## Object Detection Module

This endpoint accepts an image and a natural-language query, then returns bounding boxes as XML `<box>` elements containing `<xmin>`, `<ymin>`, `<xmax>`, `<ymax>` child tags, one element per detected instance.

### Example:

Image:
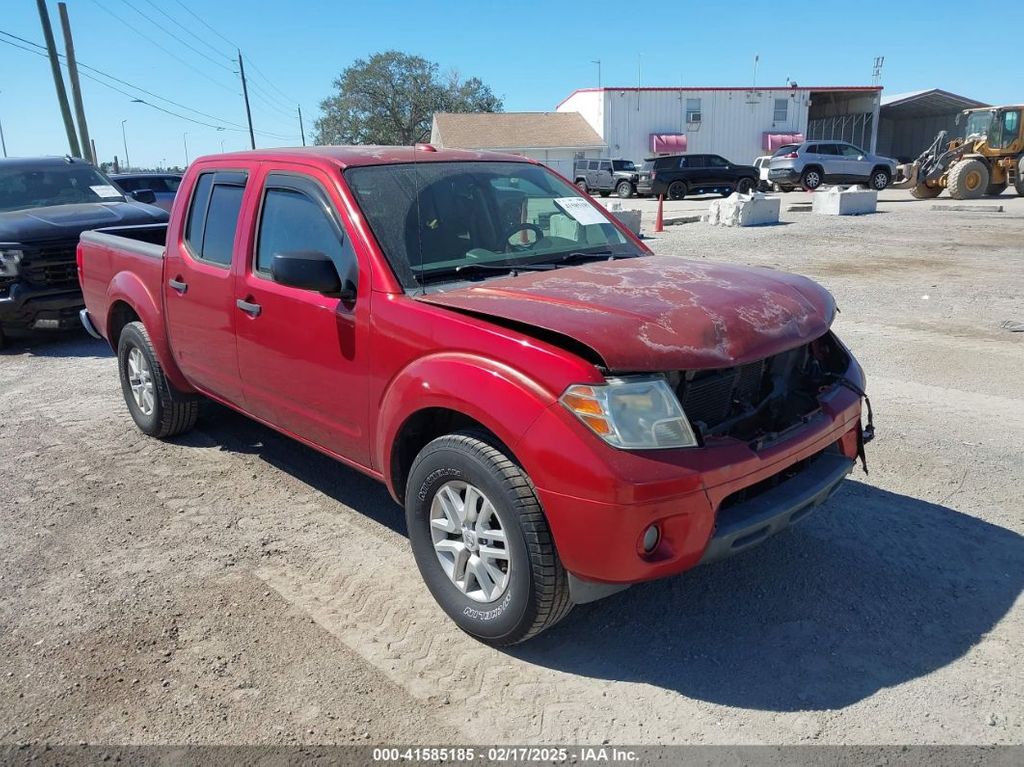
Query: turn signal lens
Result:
<box><xmin>560</xmin><ymin>378</ymin><xmax>698</xmax><ymax>450</ymax></box>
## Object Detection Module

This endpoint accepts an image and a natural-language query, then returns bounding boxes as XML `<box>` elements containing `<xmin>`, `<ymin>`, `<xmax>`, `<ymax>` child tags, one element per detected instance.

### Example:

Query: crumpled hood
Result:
<box><xmin>0</xmin><ymin>202</ymin><xmax>167</xmax><ymax>243</ymax></box>
<box><xmin>418</xmin><ymin>256</ymin><xmax>836</xmax><ymax>371</ymax></box>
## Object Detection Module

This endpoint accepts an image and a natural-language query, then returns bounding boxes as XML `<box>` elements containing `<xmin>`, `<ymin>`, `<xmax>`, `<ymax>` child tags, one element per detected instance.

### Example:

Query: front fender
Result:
<box><xmin>375</xmin><ymin>352</ymin><xmax>556</xmax><ymax>498</ymax></box>
<box><xmin>106</xmin><ymin>271</ymin><xmax>192</xmax><ymax>392</ymax></box>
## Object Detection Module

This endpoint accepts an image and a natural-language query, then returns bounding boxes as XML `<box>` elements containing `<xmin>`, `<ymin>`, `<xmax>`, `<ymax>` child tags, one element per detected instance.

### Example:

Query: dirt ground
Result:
<box><xmin>1</xmin><ymin>190</ymin><xmax>1022</xmax><ymax>747</ymax></box>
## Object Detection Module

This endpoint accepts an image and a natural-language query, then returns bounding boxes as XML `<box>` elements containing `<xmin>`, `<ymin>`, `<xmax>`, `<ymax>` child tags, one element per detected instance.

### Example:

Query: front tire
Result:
<box><xmin>117</xmin><ymin>321</ymin><xmax>198</xmax><ymax>438</ymax></box>
<box><xmin>947</xmin><ymin>158</ymin><xmax>989</xmax><ymax>200</ymax></box>
<box><xmin>985</xmin><ymin>182</ymin><xmax>1006</xmax><ymax>197</ymax></box>
<box><xmin>1015</xmin><ymin>156</ymin><xmax>1024</xmax><ymax>196</ymax></box>
<box><xmin>910</xmin><ymin>183</ymin><xmax>942</xmax><ymax>199</ymax></box>
<box><xmin>575</xmin><ymin>180</ymin><xmax>588</xmax><ymax>193</ymax></box>
<box><xmin>615</xmin><ymin>180</ymin><xmax>634</xmax><ymax>198</ymax></box>
<box><xmin>736</xmin><ymin>177</ymin><xmax>755</xmax><ymax>195</ymax></box>
<box><xmin>406</xmin><ymin>431</ymin><xmax>572</xmax><ymax>646</ymax></box>
<box><xmin>870</xmin><ymin>168</ymin><xmax>891</xmax><ymax>190</ymax></box>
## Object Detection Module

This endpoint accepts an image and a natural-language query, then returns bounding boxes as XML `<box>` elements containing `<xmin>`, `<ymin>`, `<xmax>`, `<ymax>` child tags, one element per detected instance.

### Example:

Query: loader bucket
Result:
<box><xmin>890</xmin><ymin>161</ymin><xmax>920</xmax><ymax>189</ymax></box>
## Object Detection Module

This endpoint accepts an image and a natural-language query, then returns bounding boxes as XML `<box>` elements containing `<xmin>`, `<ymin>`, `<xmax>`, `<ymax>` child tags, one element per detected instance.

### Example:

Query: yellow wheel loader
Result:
<box><xmin>892</xmin><ymin>105</ymin><xmax>1024</xmax><ymax>199</ymax></box>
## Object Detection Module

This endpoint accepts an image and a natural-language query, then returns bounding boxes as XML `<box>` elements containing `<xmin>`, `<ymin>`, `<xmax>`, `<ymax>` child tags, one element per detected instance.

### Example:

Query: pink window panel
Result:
<box><xmin>763</xmin><ymin>132</ymin><xmax>804</xmax><ymax>151</ymax></box>
<box><xmin>650</xmin><ymin>134</ymin><xmax>687</xmax><ymax>153</ymax></box>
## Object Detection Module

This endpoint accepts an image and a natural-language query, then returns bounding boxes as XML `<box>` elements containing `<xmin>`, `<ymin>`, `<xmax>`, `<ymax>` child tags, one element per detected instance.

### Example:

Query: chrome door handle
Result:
<box><xmin>168</xmin><ymin>277</ymin><xmax>187</xmax><ymax>294</ymax></box>
<box><xmin>235</xmin><ymin>298</ymin><xmax>261</xmax><ymax>317</ymax></box>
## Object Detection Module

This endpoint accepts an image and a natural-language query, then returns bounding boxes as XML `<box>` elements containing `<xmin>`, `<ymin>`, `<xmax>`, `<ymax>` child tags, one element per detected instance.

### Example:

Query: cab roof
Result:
<box><xmin>195</xmin><ymin>145</ymin><xmax>534</xmax><ymax>169</ymax></box>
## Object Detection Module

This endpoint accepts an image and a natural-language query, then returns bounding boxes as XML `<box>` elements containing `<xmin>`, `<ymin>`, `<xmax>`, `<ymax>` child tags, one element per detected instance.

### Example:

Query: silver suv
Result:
<box><xmin>768</xmin><ymin>141</ymin><xmax>897</xmax><ymax>191</ymax></box>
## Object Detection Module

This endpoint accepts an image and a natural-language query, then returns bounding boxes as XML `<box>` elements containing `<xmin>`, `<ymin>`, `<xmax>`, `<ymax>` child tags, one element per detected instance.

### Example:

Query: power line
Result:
<box><xmin>87</xmin><ymin>0</ymin><xmax>238</xmax><ymax>95</ymax></box>
<box><xmin>135</xmin><ymin>0</ymin><xmax>233</xmax><ymax>65</ymax></box>
<box><xmin>113</xmin><ymin>0</ymin><xmax>235</xmax><ymax>74</ymax></box>
<box><xmin>0</xmin><ymin>32</ymin><xmax>296</xmax><ymax>141</ymax></box>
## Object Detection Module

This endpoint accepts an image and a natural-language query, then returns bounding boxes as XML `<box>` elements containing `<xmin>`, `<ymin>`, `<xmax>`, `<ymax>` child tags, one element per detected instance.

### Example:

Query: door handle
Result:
<box><xmin>236</xmin><ymin>298</ymin><xmax>262</xmax><ymax>317</ymax></box>
<box><xmin>168</xmin><ymin>277</ymin><xmax>187</xmax><ymax>294</ymax></box>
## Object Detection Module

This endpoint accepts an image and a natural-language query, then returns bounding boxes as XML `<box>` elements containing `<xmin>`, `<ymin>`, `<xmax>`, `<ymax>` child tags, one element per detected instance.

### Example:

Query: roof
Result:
<box><xmin>556</xmin><ymin>86</ymin><xmax>882</xmax><ymax>110</ymax></box>
<box><xmin>0</xmin><ymin>155</ymin><xmax>95</xmax><ymax>168</ymax></box>
<box><xmin>432</xmin><ymin>112</ymin><xmax>606</xmax><ymax>150</ymax></box>
<box><xmin>880</xmin><ymin>89</ymin><xmax>987</xmax><ymax>116</ymax></box>
<box><xmin>193</xmin><ymin>145</ymin><xmax>532</xmax><ymax>169</ymax></box>
<box><xmin>110</xmin><ymin>172</ymin><xmax>182</xmax><ymax>179</ymax></box>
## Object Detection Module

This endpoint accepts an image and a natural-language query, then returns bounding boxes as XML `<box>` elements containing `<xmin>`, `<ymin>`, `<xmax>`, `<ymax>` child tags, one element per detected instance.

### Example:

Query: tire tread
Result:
<box><xmin>120</xmin><ymin>321</ymin><xmax>199</xmax><ymax>439</ymax></box>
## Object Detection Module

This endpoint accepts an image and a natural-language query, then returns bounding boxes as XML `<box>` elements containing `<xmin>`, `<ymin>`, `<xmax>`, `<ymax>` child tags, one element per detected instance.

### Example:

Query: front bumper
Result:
<box><xmin>0</xmin><ymin>282</ymin><xmax>84</xmax><ymax>331</ymax></box>
<box><xmin>521</xmin><ymin>371</ymin><xmax>865</xmax><ymax>587</ymax></box>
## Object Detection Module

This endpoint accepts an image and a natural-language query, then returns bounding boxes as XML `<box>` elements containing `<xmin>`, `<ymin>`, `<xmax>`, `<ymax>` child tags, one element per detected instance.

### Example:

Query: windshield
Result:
<box><xmin>344</xmin><ymin>161</ymin><xmax>639</xmax><ymax>290</ymax></box>
<box><xmin>963</xmin><ymin>111</ymin><xmax>993</xmax><ymax>139</ymax></box>
<box><xmin>771</xmin><ymin>144</ymin><xmax>798</xmax><ymax>157</ymax></box>
<box><xmin>0</xmin><ymin>164</ymin><xmax>125</xmax><ymax>213</ymax></box>
<box><xmin>612</xmin><ymin>160</ymin><xmax>636</xmax><ymax>171</ymax></box>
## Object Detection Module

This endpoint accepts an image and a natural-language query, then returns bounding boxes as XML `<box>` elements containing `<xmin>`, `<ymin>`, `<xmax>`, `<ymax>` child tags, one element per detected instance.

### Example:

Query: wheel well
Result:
<box><xmin>389</xmin><ymin>408</ymin><xmax>503</xmax><ymax>504</ymax></box>
<box><xmin>107</xmin><ymin>301</ymin><xmax>140</xmax><ymax>349</ymax></box>
<box><xmin>871</xmin><ymin>165</ymin><xmax>891</xmax><ymax>176</ymax></box>
<box><xmin>802</xmin><ymin>164</ymin><xmax>824</xmax><ymax>175</ymax></box>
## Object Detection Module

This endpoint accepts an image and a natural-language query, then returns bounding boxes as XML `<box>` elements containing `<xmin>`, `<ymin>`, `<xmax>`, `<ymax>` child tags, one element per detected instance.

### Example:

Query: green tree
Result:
<box><xmin>314</xmin><ymin>51</ymin><xmax>503</xmax><ymax>146</ymax></box>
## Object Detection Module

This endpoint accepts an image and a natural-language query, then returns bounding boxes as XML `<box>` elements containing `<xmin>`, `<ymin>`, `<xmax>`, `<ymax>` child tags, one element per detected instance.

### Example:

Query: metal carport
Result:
<box><xmin>877</xmin><ymin>89</ymin><xmax>987</xmax><ymax>162</ymax></box>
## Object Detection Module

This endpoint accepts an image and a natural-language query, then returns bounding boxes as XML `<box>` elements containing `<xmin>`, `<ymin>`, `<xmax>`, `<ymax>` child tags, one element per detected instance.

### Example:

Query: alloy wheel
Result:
<box><xmin>126</xmin><ymin>347</ymin><xmax>155</xmax><ymax>416</ymax></box>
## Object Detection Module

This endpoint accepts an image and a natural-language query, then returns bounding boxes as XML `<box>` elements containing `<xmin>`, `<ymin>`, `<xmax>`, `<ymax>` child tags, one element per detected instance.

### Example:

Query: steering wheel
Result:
<box><xmin>503</xmin><ymin>222</ymin><xmax>545</xmax><ymax>252</ymax></box>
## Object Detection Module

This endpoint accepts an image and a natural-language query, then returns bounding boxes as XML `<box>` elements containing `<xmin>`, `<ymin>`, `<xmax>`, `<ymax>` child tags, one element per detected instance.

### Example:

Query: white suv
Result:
<box><xmin>768</xmin><ymin>141</ymin><xmax>897</xmax><ymax>191</ymax></box>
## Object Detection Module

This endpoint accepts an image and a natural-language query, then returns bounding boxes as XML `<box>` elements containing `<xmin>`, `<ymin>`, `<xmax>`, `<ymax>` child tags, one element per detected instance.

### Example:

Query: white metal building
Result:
<box><xmin>556</xmin><ymin>86</ymin><xmax>883</xmax><ymax>165</ymax></box>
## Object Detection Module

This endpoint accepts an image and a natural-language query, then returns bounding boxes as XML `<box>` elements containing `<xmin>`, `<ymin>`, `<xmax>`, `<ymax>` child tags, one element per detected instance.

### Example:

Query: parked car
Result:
<box><xmin>0</xmin><ymin>156</ymin><xmax>168</xmax><ymax>347</ymax></box>
<box><xmin>110</xmin><ymin>173</ymin><xmax>183</xmax><ymax>213</ymax></box>
<box><xmin>754</xmin><ymin>144</ymin><xmax>800</xmax><ymax>191</ymax></box>
<box><xmin>78</xmin><ymin>146</ymin><xmax>870</xmax><ymax>645</ymax></box>
<box><xmin>637</xmin><ymin>154</ymin><xmax>758</xmax><ymax>199</ymax></box>
<box><xmin>768</xmin><ymin>141</ymin><xmax>897</xmax><ymax>191</ymax></box>
<box><xmin>573</xmin><ymin>158</ymin><xmax>640</xmax><ymax>198</ymax></box>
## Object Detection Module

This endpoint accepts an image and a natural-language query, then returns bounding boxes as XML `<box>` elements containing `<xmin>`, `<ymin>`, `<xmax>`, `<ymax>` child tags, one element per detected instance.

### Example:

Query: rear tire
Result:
<box><xmin>667</xmin><ymin>180</ymin><xmax>687</xmax><ymax>200</ymax></box>
<box><xmin>736</xmin><ymin>177</ymin><xmax>755</xmax><ymax>195</ymax></box>
<box><xmin>1015</xmin><ymin>156</ymin><xmax>1024</xmax><ymax>196</ymax></box>
<box><xmin>910</xmin><ymin>183</ymin><xmax>942</xmax><ymax>199</ymax></box>
<box><xmin>800</xmin><ymin>167</ymin><xmax>823</xmax><ymax>191</ymax></box>
<box><xmin>615</xmin><ymin>180</ymin><xmax>634</xmax><ymax>198</ymax></box>
<box><xmin>947</xmin><ymin>158</ymin><xmax>989</xmax><ymax>200</ymax></box>
<box><xmin>406</xmin><ymin>431</ymin><xmax>572</xmax><ymax>646</ymax></box>
<box><xmin>984</xmin><ymin>183</ymin><xmax>1006</xmax><ymax>197</ymax></box>
<box><xmin>117</xmin><ymin>321</ymin><xmax>199</xmax><ymax>438</ymax></box>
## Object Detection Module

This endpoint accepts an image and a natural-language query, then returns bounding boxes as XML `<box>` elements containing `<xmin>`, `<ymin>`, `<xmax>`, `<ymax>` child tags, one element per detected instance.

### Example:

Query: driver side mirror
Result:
<box><xmin>271</xmin><ymin>250</ymin><xmax>357</xmax><ymax>300</ymax></box>
<box><xmin>130</xmin><ymin>188</ymin><xmax>156</xmax><ymax>204</ymax></box>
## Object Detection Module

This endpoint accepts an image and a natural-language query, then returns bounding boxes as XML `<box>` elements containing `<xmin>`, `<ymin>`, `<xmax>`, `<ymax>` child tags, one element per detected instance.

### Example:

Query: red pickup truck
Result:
<box><xmin>77</xmin><ymin>146</ymin><xmax>871</xmax><ymax>645</ymax></box>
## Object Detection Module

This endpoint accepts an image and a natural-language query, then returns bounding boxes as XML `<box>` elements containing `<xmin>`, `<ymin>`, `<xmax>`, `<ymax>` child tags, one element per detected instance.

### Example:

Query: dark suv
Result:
<box><xmin>638</xmin><ymin>154</ymin><xmax>758</xmax><ymax>200</ymax></box>
<box><xmin>573</xmin><ymin>159</ymin><xmax>640</xmax><ymax>198</ymax></box>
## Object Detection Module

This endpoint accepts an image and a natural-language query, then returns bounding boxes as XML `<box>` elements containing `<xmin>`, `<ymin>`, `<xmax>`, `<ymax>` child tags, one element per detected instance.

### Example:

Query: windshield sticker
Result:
<box><xmin>90</xmin><ymin>185</ymin><xmax>122</xmax><ymax>198</ymax></box>
<box><xmin>554</xmin><ymin>197</ymin><xmax>607</xmax><ymax>226</ymax></box>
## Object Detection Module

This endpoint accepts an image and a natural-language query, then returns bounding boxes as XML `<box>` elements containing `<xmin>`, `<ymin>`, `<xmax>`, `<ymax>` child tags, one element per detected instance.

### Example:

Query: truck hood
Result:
<box><xmin>0</xmin><ymin>201</ymin><xmax>168</xmax><ymax>243</ymax></box>
<box><xmin>418</xmin><ymin>255</ymin><xmax>836</xmax><ymax>371</ymax></box>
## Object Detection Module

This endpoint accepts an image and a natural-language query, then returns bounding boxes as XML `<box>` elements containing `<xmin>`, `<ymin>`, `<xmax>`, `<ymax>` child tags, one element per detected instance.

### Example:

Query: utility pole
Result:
<box><xmin>91</xmin><ymin>138</ymin><xmax>97</xmax><ymax>166</ymax></box>
<box><xmin>183</xmin><ymin>132</ymin><xmax>189</xmax><ymax>165</ymax></box>
<box><xmin>591</xmin><ymin>59</ymin><xmax>601</xmax><ymax>88</ymax></box>
<box><xmin>58</xmin><ymin>2</ymin><xmax>92</xmax><ymax>163</ymax></box>
<box><xmin>237</xmin><ymin>50</ymin><xmax>256</xmax><ymax>149</ymax></box>
<box><xmin>0</xmin><ymin>95</ymin><xmax>7</xmax><ymax>158</ymax></box>
<box><xmin>121</xmin><ymin>119</ymin><xmax>130</xmax><ymax>170</ymax></box>
<box><xmin>298</xmin><ymin>105</ymin><xmax>306</xmax><ymax>146</ymax></box>
<box><xmin>36</xmin><ymin>0</ymin><xmax>80</xmax><ymax>157</ymax></box>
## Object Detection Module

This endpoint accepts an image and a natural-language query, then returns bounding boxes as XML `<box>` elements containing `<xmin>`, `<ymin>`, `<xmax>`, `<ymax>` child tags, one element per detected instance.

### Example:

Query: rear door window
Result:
<box><xmin>184</xmin><ymin>171</ymin><xmax>247</xmax><ymax>267</ymax></box>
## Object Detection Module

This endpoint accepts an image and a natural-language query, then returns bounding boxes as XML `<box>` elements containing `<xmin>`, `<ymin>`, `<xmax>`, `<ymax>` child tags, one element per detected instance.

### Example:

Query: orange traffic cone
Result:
<box><xmin>654</xmin><ymin>194</ymin><xmax>665</xmax><ymax>232</ymax></box>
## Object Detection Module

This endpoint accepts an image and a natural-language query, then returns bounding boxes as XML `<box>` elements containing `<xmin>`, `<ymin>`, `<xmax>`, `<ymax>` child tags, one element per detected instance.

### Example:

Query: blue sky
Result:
<box><xmin>1</xmin><ymin>0</ymin><xmax>1020</xmax><ymax>168</ymax></box>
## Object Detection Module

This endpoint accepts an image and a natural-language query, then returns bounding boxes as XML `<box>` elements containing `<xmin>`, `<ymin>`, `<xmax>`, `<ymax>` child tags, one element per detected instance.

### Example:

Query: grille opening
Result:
<box><xmin>674</xmin><ymin>334</ymin><xmax>849</xmax><ymax>445</ymax></box>
<box><xmin>719</xmin><ymin>450</ymin><xmax>824</xmax><ymax>513</ymax></box>
<box><xmin>20</xmin><ymin>241</ymin><xmax>80</xmax><ymax>291</ymax></box>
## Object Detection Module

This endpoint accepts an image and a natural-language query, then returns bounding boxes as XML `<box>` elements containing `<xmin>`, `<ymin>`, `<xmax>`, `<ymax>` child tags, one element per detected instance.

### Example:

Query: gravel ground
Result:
<box><xmin>1</xmin><ymin>191</ymin><xmax>1022</xmax><ymax>747</ymax></box>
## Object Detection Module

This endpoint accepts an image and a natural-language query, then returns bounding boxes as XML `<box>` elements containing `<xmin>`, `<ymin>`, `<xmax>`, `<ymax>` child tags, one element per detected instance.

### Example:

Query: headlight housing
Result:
<box><xmin>560</xmin><ymin>376</ymin><xmax>698</xmax><ymax>450</ymax></box>
<box><xmin>0</xmin><ymin>247</ymin><xmax>24</xmax><ymax>277</ymax></box>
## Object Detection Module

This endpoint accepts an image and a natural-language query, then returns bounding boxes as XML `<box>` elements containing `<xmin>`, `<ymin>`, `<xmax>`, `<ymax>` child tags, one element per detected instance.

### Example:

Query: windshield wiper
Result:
<box><xmin>535</xmin><ymin>250</ymin><xmax>641</xmax><ymax>266</ymax></box>
<box><xmin>414</xmin><ymin>261</ymin><xmax>556</xmax><ymax>285</ymax></box>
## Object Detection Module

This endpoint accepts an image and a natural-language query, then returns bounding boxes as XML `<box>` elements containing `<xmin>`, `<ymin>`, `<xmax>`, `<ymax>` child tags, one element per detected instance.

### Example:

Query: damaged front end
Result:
<box><xmin>667</xmin><ymin>331</ymin><xmax>873</xmax><ymax>464</ymax></box>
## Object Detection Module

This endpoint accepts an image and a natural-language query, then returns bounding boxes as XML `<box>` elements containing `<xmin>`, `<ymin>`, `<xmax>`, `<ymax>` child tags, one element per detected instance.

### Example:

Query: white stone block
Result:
<box><xmin>812</xmin><ymin>186</ymin><xmax>878</xmax><ymax>215</ymax></box>
<box><xmin>610</xmin><ymin>209</ymin><xmax>642</xmax><ymax>234</ymax></box>
<box><xmin>706</xmin><ymin>193</ymin><xmax>781</xmax><ymax>227</ymax></box>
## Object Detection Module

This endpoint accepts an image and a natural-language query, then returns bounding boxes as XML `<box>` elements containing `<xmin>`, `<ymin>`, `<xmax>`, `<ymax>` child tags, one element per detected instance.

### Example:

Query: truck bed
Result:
<box><xmin>77</xmin><ymin>224</ymin><xmax>168</xmax><ymax>342</ymax></box>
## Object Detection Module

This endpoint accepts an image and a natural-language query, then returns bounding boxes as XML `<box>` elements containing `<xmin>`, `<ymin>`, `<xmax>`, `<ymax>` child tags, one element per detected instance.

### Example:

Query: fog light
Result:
<box><xmin>642</xmin><ymin>524</ymin><xmax>660</xmax><ymax>553</ymax></box>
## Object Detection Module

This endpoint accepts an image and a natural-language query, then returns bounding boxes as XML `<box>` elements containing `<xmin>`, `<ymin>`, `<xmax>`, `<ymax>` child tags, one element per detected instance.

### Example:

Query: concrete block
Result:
<box><xmin>549</xmin><ymin>212</ymin><xmax>580</xmax><ymax>240</ymax></box>
<box><xmin>705</xmin><ymin>192</ymin><xmax>781</xmax><ymax>227</ymax></box>
<box><xmin>610</xmin><ymin>209</ymin><xmax>642</xmax><ymax>234</ymax></box>
<box><xmin>931</xmin><ymin>204</ymin><xmax>1003</xmax><ymax>213</ymax></box>
<box><xmin>812</xmin><ymin>186</ymin><xmax>878</xmax><ymax>215</ymax></box>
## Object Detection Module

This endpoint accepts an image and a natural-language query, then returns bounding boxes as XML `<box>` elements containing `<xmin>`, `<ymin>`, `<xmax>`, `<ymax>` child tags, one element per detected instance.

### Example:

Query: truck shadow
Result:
<box><xmin>0</xmin><ymin>330</ymin><xmax>110</xmax><ymax>358</ymax></box>
<box><xmin>178</xmin><ymin>405</ymin><xmax>1023</xmax><ymax>713</ymax></box>
<box><xmin>512</xmin><ymin>480</ymin><xmax>1024</xmax><ymax>711</ymax></box>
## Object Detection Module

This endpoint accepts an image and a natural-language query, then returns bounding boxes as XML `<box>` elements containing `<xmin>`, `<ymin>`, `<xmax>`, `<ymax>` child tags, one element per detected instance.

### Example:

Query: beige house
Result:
<box><xmin>430</xmin><ymin>111</ymin><xmax>606</xmax><ymax>179</ymax></box>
